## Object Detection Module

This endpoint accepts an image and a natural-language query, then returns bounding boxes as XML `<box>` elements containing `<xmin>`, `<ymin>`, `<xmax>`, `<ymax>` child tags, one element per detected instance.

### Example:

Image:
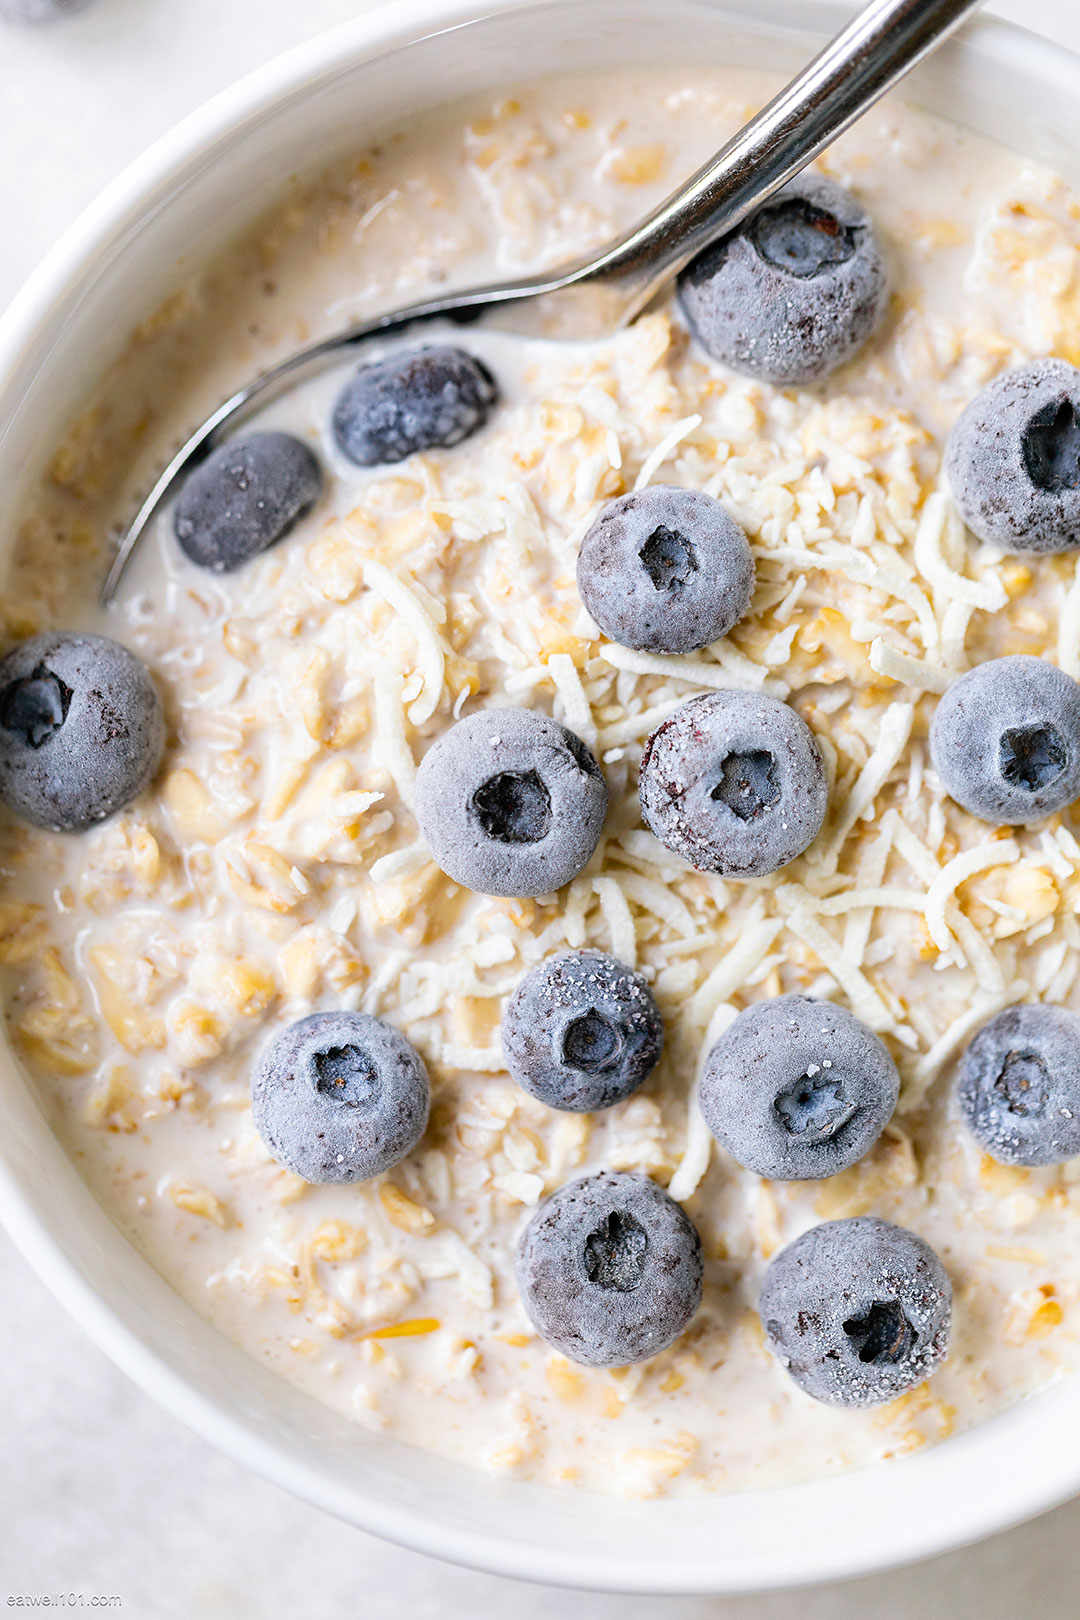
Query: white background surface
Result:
<box><xmin>2</xmin><ymin>1</ymin><xmax>1080</xmax><ymax>1615</ymax></box>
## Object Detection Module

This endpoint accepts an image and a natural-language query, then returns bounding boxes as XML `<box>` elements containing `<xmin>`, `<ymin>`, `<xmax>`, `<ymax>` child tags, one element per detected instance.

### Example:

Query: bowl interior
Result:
<box><xmin>3</xmin><ymin>0</ymin><xmax>1080</xmax><ymax>1593</ymax></box>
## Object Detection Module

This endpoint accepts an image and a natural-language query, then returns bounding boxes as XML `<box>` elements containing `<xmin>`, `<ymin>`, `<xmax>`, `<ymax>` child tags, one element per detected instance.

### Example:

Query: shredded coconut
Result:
<box><xmin>869</xmin><ymin>638</ymin><xmax>954</xmax><ymax>694</ymax></box>
<box><xmin>913</xmin><ymin>491</ymin><xmax>1008</xmax><ymax>614</ymax></box>
<box><xmin>596</xmin><ymin>696</ymin><xmax>689</xmax><ymax>747</ymax></box>
<box><xmin>925</xmin><ymin>840</ymin><xmax>1022</xmax><ymax>953</ymax></box>
<box><xmin>667</xmin><ymin>1001</ymin><xmax>738</xmax><ymax>1203</ymax></box>
<box><xmin>613</xmin><ymin>870</ymin><xmax>697</xmax><ymax>937</ymax></box>
<box><xmin>939</xmin><ymin>599</ymin><xmax>974</xmax><ymax>669</ymax></box>
<box><xmin>812</xmin><ymin>702</ymin><xmax>914</xmax><ymax>874</ymax></box>
<box><xmin>842</xmin><ymin>809</ymin><xmax>898</xmax><ymax>964</ymax></box>
<box><xmin>598</xmin><ymin>642</ymin><xmax>783</xmax><ymax>694</ymax></box>
<box><xmin>777</xmin><ymin>895</ymin><xmax>897</xmax><ymax>1034</ymax></box>
<box><xmin>369</xmin><ymin>844</ymin><xmax>431</xmax><ymax>884</ymax></box>
<box><xmin>889</xmin><ymin>817</ymin><xmax>1001</xmax><ymax>986</ymax></box>
<box><xmin>686</xmin><ymin>918</ymin><xmax>782</xmax><ymax>1027</ymax></box>
<box><xmin>753</xmin><ymin>543</ymin><xmax>939</xmax><ymax>652</ymax></box>
<box><xmin>592</xmin><ymin>875</ymin><xmax>638</xmax><ymax>967</ymax></box>
<box><xmin>362</xmin><ymin>559</ymin><xmax>447</xmax><ymax>726</ymax></box>
<box><xmin>371</xmin><ymin>663</ymin><xmax>417</xmax><ymax>807</ymax></box>
<box><xmin>811</xmin><ymin>886</ymin><xmax>929</xmax><ymax>916</ymax></box>
<box><xmin>1060</xmin><ymin>553</ymin><xmax>1080</xmax><ymax>680</ymax></box>
<box><xmin>548</xmin><ymin>653</ymin><xmax>597</xmax><ymax>750</ymax></box>
<box><xmin>633</xmin><ymin>413</ymin><xmax>703</xmax><ymax>490</ymax></box>
<box><xmin>1038</xmin><ymin>830</ymin><xmax>1073</xmax><ymax>882</ymax></box>
<box><xmin>439</xmin><ymin>1043</ymin><xmax>507</xmax><ymax>1074</ymax></box>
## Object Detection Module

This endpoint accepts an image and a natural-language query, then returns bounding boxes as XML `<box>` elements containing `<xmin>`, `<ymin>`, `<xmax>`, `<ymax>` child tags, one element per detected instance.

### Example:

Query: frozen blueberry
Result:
<box><xmin>414</xmin><ymin>707</ymin><xmax>607</xmax><ymax>898</ymax></box>
<box><xmin>173</xmin><ymin>432</ymin><xmax>322</xmax><ymax>573</ymax></box>
<box><xmin>502</xmin><ymin>950</ymin><xmax>663</xmax><ymax>1113</ymax></box>
<box><xmin>516</xmin><ymin>1170</ymin><xmax>703</xmax><ymax>1367</ymax></box>
<box><xmin>332</xmin><ymin>345</ymin><xmax>497</xmax><ymax>466</ymax></box>
<box><xmin>0</xmin><ymin>0</ymin><xmax>95</xmax><ymax>20</ymax></box>
<box><xmin>252</xmin><ymin>1010</ymin><xmax>429</xmax><ymax>1185</ymax></box>
<box><xmin>0</xmin><ymin>632</ymin><xmax>164</xmax><ymax>832</ymax></box>
<box><xmin>929</xmin><ymin>656</ymin><xmax>1080</xmax><ymax>825</ymax></box>
<box><xmin>760</xmin><ymin>1217</ymin><xmax>951</xmax><ymax>1407</ymax></box>
<box><xmin>678</xmin><ymin>174</ymin><xmax>888</xmax><ymax>386</ymax></box>
<box><xmin>638</xmin><ymin>691</ymin><xmax>826</xmax><ymax>878</ymax></box>
<box><xmin>700</xmin><ymin>995</ymin><xmax>899</xmax><ymax>1180</ymax></box>
<box><xmin>946</xmin><ymin>359</ymin><xmax>1080</xmax><ymax>553</ymax></box>
<box><xmin>957</xmin><ymin>1003</ymin><xmax>1080</xmax><ymax>1167</ymax></box>
<box><xmin>576</xmin><ymin>485</ymin><xmax>754</xmax><ymax>655</ymax></box>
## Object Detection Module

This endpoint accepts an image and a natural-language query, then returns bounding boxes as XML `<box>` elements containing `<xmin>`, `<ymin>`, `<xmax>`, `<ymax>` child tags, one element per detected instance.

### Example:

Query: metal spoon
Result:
<box><xmin>102</xmin><ymin>0</ymin><xmax>983</xmax><ymax>604</ymax></box>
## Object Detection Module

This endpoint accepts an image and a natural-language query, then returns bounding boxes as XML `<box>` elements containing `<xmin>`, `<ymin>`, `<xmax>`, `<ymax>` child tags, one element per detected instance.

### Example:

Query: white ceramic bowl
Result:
<box><xmin>3</xmin><ymin>0</ymin><xmax>1080</xmax><ymax>1593</ymax></box>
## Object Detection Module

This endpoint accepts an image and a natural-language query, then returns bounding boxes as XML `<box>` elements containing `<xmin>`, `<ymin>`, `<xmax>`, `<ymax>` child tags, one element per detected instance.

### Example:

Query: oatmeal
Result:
<box><xmin>4</xmin><ymin>67</ymin><xmax>1080</xmax><ymax>1499</ymax></box>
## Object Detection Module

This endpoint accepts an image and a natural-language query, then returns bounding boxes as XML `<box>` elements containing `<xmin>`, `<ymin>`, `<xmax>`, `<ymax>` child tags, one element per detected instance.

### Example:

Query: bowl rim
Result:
<box><xmin>4</xmin><ymin>0</ymin><xmax>1080</xmax><ymax>1594</ymax></box>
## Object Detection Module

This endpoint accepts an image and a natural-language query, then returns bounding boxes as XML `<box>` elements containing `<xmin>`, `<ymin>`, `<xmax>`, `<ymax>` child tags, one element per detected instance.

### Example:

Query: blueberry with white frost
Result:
<box><xmin>414</xmin><ymin>707</ymin><xmax>607</xmax><ymax>898</ymax></box>
<box><xmin>515</xmin><ymin>1171</ymin><xmax>703</xmax><ymax>1367</ymax></box>
<box><xmin>946</xmin><ymin>358</ymin><xmax>1080</xmax><ymax>553</ymax></box>
<box><xmin>332</xmin><ymin>346</ymin><xmax>497</xmax><ymax>466</ymax></box>
<box><xmin>502</xmin><ymin>950</ymin><xmax>663</xmax><ymax>1112</ymax></box>
<box><xmin>252</xmin><ymin>1010</ymin><xmax>429</xmax><ymax>1184</ymax></box>
<box><xmin>174</xmin><ymin>432</ymin><xmax>323</xmax><ymax>573</ymax></box>
<box><xmin>638</xmin><ymin>690</ymin><xmax>827</xmax><ymax>877</ymax></box>
<box><xmin>576</xmin><ymin>485</ymin><xmax>754</xmax><ymax>655</ymax></box>
<box><xmin>929</xmin><ymin>656</ymin><xmax>1080</xmax><ymax>824</ymax></box>
<box><xmin>760</xmin><ymin>1217</ymin><xmax>952</xmax><ymax>1407</ymax></box>
<box><xmin>957</xmin><ymin>1003</ymin><xmax>1080</xmax><ymax>1167</ymax></box>
<box><xmin>0</xmin><ymin>631</ymin><xmax>164</xmax><ymax>832</ymax></box>
<box><xmin>700</xmin><ymin>994</ymin><xmax>899</xmax><ymax>1180</ymax></box>
<box><xmin>678</xmin><ymin>173</ymin><xmax>888</xmax><ymax>386</ymax></box>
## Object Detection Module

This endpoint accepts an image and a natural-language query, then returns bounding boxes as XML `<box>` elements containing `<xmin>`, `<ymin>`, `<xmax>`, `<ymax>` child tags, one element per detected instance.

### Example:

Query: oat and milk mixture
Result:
<box><xmin>5</xmin><ymin>68</ymin><xmax>1080</xmax><ymax>1498</ymax></box>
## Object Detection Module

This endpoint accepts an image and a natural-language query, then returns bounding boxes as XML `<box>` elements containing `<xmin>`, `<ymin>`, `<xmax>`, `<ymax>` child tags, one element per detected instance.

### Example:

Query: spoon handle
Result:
<box><xmin>588</xmin><ymin>0</ymin><xmax>985</xmax><ymax>316</ymax></box>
